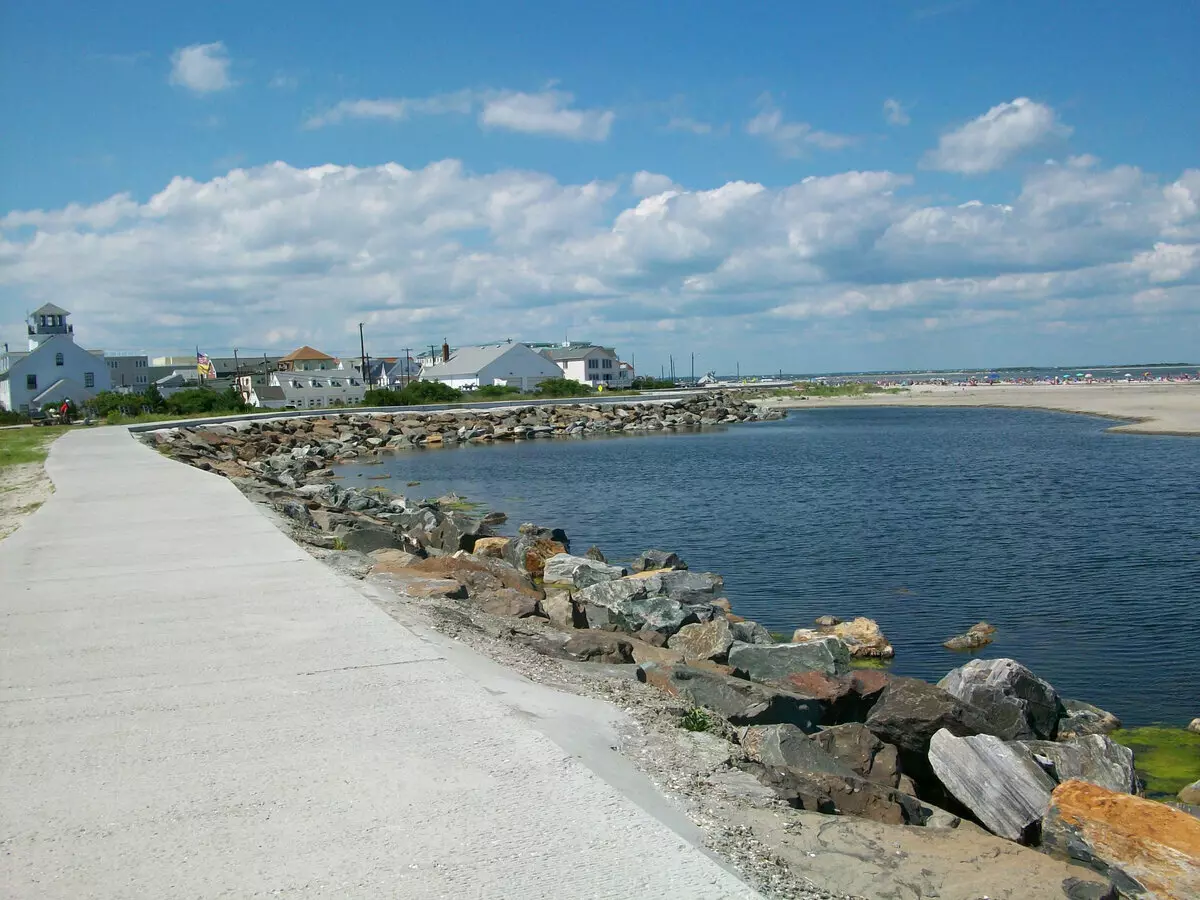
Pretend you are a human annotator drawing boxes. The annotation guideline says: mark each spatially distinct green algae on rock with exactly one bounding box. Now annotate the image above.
[1110,726,1200,797]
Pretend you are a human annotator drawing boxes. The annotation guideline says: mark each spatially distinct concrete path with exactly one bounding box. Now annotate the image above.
[1,428,759,899]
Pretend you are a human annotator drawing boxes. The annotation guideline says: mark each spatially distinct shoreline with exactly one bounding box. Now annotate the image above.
[758,382,1200,436]
[140,395,1166,899]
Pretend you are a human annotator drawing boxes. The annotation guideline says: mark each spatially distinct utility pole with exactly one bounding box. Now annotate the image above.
[403,347,412,387]
[670,355,675,383]
[359,323,370,388]
[691,352,695,385]
[737,361,740,380]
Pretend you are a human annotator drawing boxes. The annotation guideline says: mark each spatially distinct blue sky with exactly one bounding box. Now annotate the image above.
[1,0,1197,374]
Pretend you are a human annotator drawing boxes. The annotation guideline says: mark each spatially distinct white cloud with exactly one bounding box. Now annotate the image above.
[269,73,299,90]
[667,116,715,135]
[923,97,1070,174]
[479,90,614,141]
[169,42,234,94]
[1,159,1196,362]
[883,98,911,126]
[746,98,855,157]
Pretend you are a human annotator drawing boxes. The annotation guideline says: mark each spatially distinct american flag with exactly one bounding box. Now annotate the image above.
[197,351,217,380]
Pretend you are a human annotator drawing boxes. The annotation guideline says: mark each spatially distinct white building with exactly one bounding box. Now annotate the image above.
[0,305,112,413]
[419,342,564,391]
[539,343,629,388]
[105,353,151,392]
[238,369,366,410]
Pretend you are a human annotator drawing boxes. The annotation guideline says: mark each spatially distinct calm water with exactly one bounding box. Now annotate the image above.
[339,408,1200,727]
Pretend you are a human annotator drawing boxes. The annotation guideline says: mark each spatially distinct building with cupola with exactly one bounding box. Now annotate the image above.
[0,305,112,413]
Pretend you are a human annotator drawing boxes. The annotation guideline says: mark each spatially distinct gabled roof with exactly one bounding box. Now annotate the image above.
[279,345,336,362]
[255,385,287,400]
[541,345,616,361]
[421,342,560,379]
[32,303,70,317]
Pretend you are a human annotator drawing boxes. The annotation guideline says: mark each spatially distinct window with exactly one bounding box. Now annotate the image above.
[84,372,95,388]
[26,374,37,390]
[588,358,599,369]
[108,360,117,369]
[330,379,342,387]
[137,375,147,384]
[55,352,64,366]
[604,374,612,381]
[602,358,613,369]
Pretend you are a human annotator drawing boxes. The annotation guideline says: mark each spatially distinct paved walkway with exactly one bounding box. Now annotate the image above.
[1,428,759,899]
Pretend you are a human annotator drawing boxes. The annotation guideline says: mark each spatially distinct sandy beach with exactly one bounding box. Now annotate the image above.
[760,381,1200,436]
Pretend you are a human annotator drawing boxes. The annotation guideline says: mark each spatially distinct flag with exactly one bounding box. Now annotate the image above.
[197,351,217,380]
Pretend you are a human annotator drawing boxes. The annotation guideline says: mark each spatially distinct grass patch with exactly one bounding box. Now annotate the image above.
[1110,726,1200,797]
[680,708,714,733]
[0,426,72,468]
[767,382,908,399]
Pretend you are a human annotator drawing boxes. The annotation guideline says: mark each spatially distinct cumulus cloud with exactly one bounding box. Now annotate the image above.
[883,98,911,126]
[746,98,855,157]
[1,158,1195,361]
[169,42,234,94]
[923,97,1071,174]
[479,90,614,141]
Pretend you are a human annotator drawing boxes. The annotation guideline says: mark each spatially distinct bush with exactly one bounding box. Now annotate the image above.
[473,384,522,399]
[630,377,676,390]
[363,381,463,407]
[534,378,593,398]
[0,409,29,425]
[680,708,714,733]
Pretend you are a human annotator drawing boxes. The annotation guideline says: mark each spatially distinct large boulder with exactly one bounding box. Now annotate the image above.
[794,617,894,659]
[1057,699,1123,739]
[729,620,774,645]
[728,637,851,683]
[812,723,904,789]
[1042,780,1200,899]
[938,657,1064,741]
[1179,779,1200,805]
[757,767,930,826]
[741,724,856,776]
[576,579,690,635]
[637,663,824,732]
[928,729,1056,842]
[335,524,402,554]
[864,676,995,785]
[560,631,636,664]
[542,553,627,589]
[540,587,586,629]
[503,526,568,577]
[364,570,468,601]
[668,618,734,662]
[630,549,687,572]
[629,569,724,605]
[1020,735,1139,794]
[410,554,541,601]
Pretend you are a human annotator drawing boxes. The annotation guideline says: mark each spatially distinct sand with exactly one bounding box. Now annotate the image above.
[761,382,1200,436]
[0,461,53,541]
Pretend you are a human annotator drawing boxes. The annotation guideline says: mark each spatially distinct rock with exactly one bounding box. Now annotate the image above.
[411,554,541,601]
[1020,735,1139,794]
[812,723,904,788]
[509,536,567,578]
[1042,780,1200,899]
[474,588,540,618]
[1188,718,1200,734]
[636,663,825,732]
[630,549,687,572]
[628,641,684,667]
[729,620,774,645]
[472,536,510,558]
[943,622,996,651]
[814,615,841,627]
[679,731,732,774]
[368,549,424,574]
[576,579,690,635]
[541,553,627,589]
[1178,779,1200,805]
[741,724,856,776]
[364,570,468,601]
[727,637,851,683]
[323,550,375,579]
[928,729,1056,842]
[560,631,635,663]
[1060,877,1118,900]
[1058,699,1123,739]
[864,676,995,782]
[335,524,401,554]
[758,767,929,826]
[540,587,585,629]
[938,657,1064,741]
[796,617,894,659]
[583,545,607,562]
[668,618,734,662]
[281,499,315,526]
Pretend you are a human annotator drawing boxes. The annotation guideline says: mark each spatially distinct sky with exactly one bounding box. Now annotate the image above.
[1,1,1197,375]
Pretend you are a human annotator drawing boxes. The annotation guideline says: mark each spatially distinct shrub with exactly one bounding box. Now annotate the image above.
[534,378,593,398]
[630,377,676,390]
[680,708,714,733]
[363,381,463,407]
[473,384,522,399]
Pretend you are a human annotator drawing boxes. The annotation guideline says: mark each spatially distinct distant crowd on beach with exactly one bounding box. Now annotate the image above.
[872,371,1199,388]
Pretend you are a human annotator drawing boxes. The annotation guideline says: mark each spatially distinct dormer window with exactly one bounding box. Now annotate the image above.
[55,352,64,366]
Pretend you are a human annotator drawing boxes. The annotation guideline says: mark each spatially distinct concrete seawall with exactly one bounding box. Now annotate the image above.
[0,427,759,898]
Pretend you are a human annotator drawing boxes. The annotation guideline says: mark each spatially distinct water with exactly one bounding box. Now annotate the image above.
[338,408,1200,727]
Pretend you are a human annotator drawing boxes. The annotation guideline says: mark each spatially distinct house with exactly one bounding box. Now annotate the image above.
[245,384,288,409]
[105,353,152,392]
[0,305,112,413]
[277,346,340,372]
[539,343,627,388]
[418,341,564,391]
[241,369,366,410]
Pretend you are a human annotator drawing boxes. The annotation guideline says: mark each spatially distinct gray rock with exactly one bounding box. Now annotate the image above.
[729,620,774,645]
[1057,699,1122,739]
[322,550,375,579]
[583,545,607,562]
[814,615,841,627]
[667,618,734,661]
[540,587,585,630]
[630,549,688,572]
[741,724,856,776]
[559,631,635,663]
[1179,779,1200,805]
[280,499,314,526]
[758,766,929,826]
[638,663,824,732]
[812,723,903,789]
[938,657,1064,741]
[727,637,851,683]
[1020,735,1139,794]
[541,553,627,589]
[928,729,1056,842]
[1061,877,1118,900]
[334,525,401,554]
[577,579,691,635]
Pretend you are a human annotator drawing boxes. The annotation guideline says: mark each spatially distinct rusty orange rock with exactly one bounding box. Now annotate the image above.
[1042,779,1200,899]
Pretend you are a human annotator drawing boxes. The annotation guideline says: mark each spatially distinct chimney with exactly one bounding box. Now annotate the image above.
[442,340,450,363]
